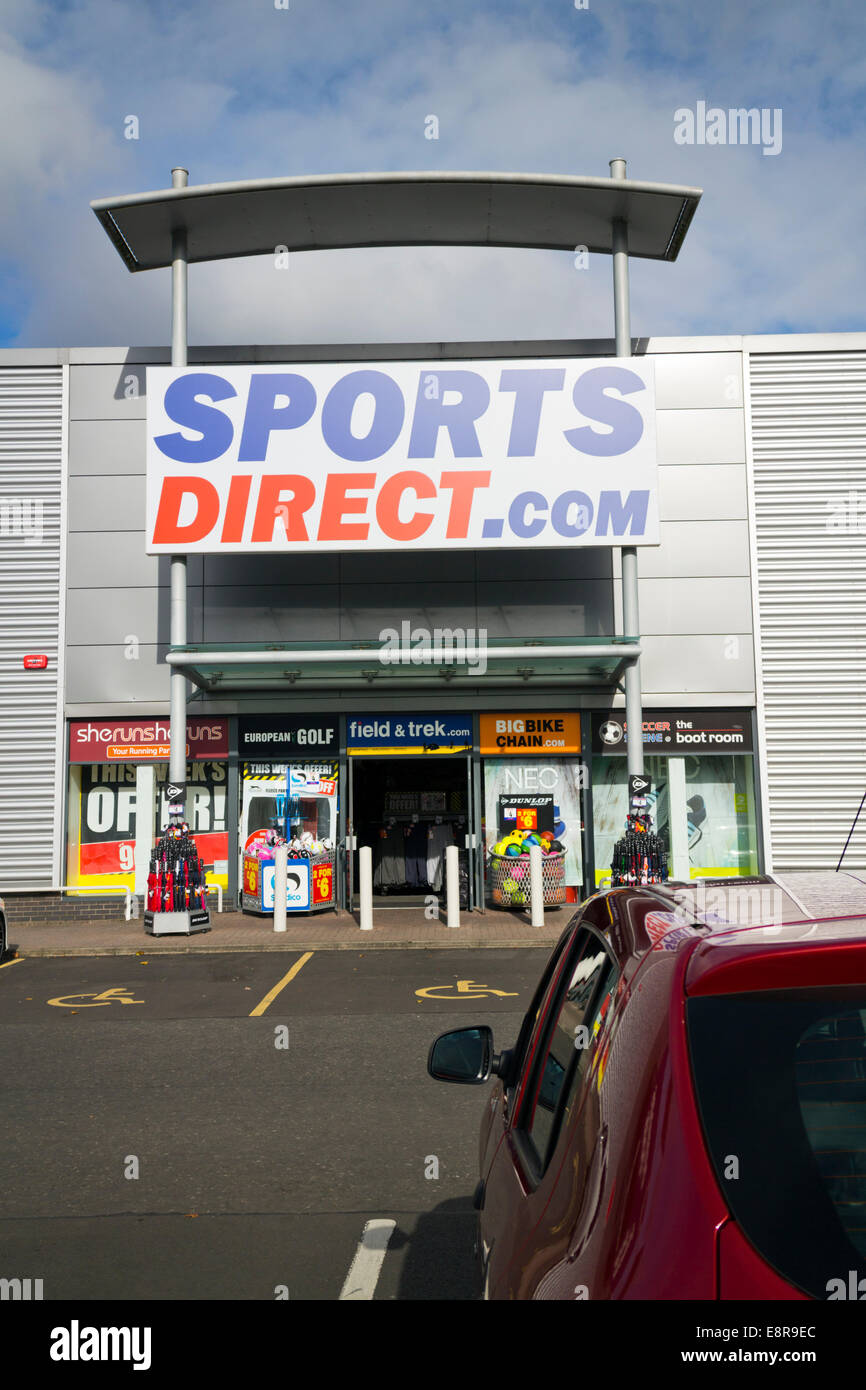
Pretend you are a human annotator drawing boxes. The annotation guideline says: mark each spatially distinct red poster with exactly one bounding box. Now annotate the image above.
[312,862,333,904]
[244,856,260,897]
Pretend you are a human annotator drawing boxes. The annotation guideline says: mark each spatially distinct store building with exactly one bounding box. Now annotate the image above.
[3,330,864,912]
[1,162,864,909]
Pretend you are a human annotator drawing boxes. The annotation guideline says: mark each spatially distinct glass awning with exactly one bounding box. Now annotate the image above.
[169,637,640,693]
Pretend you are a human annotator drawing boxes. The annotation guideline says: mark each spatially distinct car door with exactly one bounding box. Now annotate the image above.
[480,919,619,1299]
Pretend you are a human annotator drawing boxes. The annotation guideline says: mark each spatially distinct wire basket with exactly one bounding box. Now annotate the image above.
[488,850,566,908]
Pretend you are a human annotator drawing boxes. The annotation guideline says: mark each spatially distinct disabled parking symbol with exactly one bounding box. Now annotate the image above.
[47,987,145,1008]
[415,979,519,1000]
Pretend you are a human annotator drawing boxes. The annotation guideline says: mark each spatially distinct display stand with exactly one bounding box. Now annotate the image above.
[145,908,211,936]
[144,823,211,936]
[242,848,336,915]
[610,804,668,886]
[489,849,566,908]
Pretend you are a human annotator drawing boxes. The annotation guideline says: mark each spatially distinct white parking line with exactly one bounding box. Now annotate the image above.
[338,1218,397,1301]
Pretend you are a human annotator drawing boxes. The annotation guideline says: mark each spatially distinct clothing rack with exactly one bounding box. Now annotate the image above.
[371,816,465,892]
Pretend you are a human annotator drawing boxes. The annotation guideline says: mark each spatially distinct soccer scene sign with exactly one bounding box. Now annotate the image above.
[145,359,658,554]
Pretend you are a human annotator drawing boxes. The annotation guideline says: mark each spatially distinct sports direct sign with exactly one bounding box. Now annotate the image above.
[145,359,658,553]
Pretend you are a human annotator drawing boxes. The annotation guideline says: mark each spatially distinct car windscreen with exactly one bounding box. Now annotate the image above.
[687,988,866,1300]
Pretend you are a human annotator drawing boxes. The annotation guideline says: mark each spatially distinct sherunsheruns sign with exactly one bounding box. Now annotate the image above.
[145,359,658,553]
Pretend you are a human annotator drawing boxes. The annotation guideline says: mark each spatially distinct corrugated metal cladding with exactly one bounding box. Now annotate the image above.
[0,368,63,888]
[749,350,866,869]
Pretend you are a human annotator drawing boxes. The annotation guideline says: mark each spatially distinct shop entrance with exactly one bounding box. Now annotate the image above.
[348,754,476,910]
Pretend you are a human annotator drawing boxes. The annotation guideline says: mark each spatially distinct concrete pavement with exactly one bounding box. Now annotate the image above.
[5,871,865,958]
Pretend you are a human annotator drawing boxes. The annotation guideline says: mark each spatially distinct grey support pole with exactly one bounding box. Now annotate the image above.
[169,167,189,814]
[610,157,644,787]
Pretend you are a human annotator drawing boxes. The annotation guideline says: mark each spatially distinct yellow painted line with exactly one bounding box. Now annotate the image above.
[250,952,313,1016]
[0,956,25,970]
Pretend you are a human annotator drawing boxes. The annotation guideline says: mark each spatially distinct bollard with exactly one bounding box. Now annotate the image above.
[359,845,373,931]
[529,844,544,928]
[273,844,288,933]
[445,843,460,928]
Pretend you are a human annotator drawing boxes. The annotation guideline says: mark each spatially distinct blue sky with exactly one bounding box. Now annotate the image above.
[0,0,863,347]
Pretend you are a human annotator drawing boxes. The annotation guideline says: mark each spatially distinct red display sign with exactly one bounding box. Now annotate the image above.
[312,862,333,905]
[243,856,260,898]
[23,654,48,669]
[69,718,229,762]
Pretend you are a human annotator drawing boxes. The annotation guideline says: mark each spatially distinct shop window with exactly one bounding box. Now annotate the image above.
[592,753,759,884]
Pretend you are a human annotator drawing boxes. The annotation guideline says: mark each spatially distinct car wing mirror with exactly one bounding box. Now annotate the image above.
[427,1026,497,1084]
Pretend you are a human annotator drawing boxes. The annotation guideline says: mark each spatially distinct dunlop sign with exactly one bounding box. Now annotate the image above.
[145,359,658,554]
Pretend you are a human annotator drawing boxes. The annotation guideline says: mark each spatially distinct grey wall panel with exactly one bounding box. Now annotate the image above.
[65,588,162,646]
[202,587,341,642]
[68,419,146,475]
[67,531,162,587]
[339,584,478,640]
[626,521,751,579]
[68,476,146,532]
[0,365,64,889]
[478,581,613,638]
[749,348,866,869]
[651,353,742,410]
[69,363,147,419]
[657,464,747,522]
[65,646,170,704]
[615,577,753,635]
[656,408,746,465]
[640,634,755,697]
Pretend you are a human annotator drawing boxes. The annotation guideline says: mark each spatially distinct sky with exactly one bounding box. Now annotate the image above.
[0,0,863,348]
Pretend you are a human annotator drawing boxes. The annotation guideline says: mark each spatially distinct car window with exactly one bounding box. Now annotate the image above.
[688,990,866,1299]
[505,921,578,1106]
[521,928,619,1173]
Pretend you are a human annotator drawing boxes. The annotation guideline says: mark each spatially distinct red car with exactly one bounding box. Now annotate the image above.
[428,885,866,1299]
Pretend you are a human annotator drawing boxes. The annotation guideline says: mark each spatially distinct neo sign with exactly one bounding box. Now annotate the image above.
[146,359,658,554]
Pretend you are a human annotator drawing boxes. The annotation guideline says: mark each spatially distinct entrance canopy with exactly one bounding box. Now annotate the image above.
[91,170,701,271]
[170,637,641,694]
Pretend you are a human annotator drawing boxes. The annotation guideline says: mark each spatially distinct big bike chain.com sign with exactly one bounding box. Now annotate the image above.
[145,359,658,554]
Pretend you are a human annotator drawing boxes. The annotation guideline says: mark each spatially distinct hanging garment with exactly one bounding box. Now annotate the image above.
[373,826,406,889]
[404,821,429,887]
[427,822,456,893]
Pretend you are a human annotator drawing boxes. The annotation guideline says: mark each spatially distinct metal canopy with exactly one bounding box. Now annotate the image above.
[168,637,640,694]
[91,170,701,272]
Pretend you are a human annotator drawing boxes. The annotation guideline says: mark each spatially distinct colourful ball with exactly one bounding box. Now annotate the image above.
[505,844,520,857]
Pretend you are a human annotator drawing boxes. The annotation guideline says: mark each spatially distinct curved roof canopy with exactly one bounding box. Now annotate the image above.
[91,170,701,273]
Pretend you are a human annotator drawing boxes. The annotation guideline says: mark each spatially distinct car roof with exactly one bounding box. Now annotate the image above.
[586,884,866,991]
[685,914,866,995]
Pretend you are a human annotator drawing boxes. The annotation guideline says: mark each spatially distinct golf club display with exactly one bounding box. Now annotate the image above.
[609,774,668,886]
[144,822,211,934]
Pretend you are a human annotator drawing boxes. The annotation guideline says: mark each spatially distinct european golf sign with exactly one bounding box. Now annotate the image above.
[145,359,658,553]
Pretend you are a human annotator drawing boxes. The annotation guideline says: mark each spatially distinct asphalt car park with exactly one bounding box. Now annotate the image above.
[0,947,545,1300]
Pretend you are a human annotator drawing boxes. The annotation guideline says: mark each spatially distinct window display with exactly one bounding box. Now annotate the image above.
[483,758,584,901]
[592,752,759,884]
